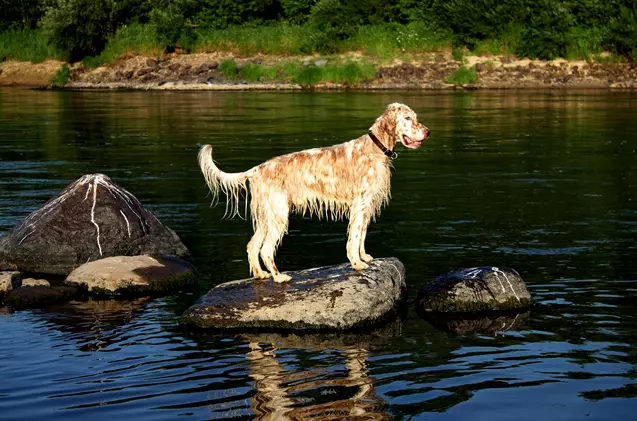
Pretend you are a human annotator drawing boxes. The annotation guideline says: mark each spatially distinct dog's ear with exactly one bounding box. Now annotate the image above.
[376,105,399,142]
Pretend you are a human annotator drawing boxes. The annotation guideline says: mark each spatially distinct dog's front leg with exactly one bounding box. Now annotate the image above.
[359,215,373,263]
[347,205,369,271]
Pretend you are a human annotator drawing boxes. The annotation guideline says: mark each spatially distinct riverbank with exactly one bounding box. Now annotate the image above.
[2,52,636,90]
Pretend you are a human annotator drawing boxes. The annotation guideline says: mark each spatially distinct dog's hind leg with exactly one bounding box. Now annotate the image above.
[347,201,370,271]
[247,224,269,279]
[259,192,292,283]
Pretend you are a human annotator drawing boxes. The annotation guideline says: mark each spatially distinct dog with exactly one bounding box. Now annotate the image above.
[198,103,430,283]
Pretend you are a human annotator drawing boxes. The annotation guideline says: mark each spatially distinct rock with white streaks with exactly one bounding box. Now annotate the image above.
[0,174,189,275]
[417,266,532,313]
[181,257,406,331]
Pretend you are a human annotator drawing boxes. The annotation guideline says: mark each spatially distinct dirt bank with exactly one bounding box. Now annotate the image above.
[2,53,636,90]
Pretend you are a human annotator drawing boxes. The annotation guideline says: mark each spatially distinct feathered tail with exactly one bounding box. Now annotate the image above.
[197,145,250,218]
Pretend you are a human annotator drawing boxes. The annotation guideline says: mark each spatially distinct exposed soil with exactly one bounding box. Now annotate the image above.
[2,52,636,90]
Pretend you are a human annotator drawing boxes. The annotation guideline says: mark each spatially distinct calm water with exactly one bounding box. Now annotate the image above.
[0,88,636,420]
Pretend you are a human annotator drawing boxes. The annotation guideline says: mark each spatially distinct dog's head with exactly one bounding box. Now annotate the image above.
[372,103,430,150]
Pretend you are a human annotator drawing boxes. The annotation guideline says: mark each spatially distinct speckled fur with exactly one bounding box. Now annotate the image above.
[198,103,429,282]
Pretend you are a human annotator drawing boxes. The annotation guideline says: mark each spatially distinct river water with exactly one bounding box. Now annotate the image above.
[0,88,636,420]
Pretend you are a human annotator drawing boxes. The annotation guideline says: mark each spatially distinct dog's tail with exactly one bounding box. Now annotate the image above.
[198,144,251,218]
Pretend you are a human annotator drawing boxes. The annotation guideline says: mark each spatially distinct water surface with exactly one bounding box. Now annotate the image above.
[0,88,636,420]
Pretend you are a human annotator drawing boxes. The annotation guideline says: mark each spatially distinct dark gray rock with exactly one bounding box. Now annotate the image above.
[146,58,158,67]
[65,255,197,295]
[417,266,531,313]
[181,257,406,331]
[3,286,81,309]
[0,173,190,275]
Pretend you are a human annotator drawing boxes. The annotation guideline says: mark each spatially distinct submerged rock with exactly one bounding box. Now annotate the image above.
[0,173,190,275]
[417,266,531,313]
[65,255,197,295]
[181,257,406,331]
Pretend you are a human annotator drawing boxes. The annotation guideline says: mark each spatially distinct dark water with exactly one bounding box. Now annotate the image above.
[0,88,636,420]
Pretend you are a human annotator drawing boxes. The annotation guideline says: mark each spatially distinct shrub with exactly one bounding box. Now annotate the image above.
[219,59,238,78]
[41,0,117,60]
[193,0,281,29]
[281,0,317,24]
[516,0,574,60]
[0,0,43,30]
[50,64,71,86]
[607,5,637,64]
[149,0,197,51]
[446,66,477,84]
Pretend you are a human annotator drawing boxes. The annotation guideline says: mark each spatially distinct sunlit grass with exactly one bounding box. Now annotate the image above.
[82,23,161,68]
[0,29,65,63]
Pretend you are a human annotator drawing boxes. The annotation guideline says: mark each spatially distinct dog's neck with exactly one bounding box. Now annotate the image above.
[368,124,397,157]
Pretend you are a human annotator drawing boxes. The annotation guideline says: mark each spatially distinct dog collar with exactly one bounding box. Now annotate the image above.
[368,130,398,159]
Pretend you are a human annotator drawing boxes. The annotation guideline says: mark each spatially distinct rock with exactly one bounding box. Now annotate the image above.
[417,266,531,313]
[181,257,406,331]
[315,59,328,67]
[0,271,22,295]
[206,61,218,70]
[0,173,189,275]
[65,255,197,295]
[4,286,82,309]
[146,58,158,67]
[21,278,50,287]
[140,73,156,82]
[169,63,181,72]
[423,310,530,334]
[3,286,81,309]
[136,68,153,77]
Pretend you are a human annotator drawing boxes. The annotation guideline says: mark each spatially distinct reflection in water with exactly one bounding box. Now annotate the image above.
[423,310,530,335]
[245,338,387,421]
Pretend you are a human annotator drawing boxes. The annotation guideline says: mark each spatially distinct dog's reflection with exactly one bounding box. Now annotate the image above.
[245,337,388,420]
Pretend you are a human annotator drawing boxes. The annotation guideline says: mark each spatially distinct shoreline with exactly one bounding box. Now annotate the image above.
[2,53,636,90]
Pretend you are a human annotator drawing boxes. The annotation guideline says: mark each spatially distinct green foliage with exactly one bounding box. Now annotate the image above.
[193,24,312,55]
[219,59,238,78]
[50,64,71,86]
[451,46,464,62]
[516,0,574,60]
[192,0,280,29]
[82,23,159,68]
[446,66,477,84]
[0,29,64,62]
[0,0,43,30]
[281,0,316,24]
[149,0,197,51]
[293,66,323,85]
[41,0,117,60]
[607,5,637,64]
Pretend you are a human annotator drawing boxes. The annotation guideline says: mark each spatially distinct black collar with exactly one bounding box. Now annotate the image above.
[368,130,397,159]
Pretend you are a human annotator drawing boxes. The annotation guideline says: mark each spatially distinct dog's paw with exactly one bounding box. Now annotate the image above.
[361,253,374,263]
[351,261,369,271]
[273,273,292,283]
[253,271,271,280]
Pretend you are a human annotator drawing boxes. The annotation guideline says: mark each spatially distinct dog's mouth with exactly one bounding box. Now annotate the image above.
[402,134,424,149]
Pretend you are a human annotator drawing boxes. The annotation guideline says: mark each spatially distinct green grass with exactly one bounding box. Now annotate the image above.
[194,24,313,55]
[446,66,478,84]
[291,60,376,86]
[219,59,239,78]
[50,64,71,86]
[0,29,65,63]
[82,23,160,68]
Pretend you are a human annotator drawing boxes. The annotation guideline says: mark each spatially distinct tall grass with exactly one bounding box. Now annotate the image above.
[193,24,313,56]
[446,66,477,84]
[82,23,161,68]
[0,29,64,63]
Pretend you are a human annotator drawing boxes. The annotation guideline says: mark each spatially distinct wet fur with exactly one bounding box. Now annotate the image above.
[198,103,429,282]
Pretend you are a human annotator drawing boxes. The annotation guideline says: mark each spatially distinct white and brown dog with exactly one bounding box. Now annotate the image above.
[198,103,430,282]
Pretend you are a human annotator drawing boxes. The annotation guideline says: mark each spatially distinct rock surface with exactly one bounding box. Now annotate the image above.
[417,266,532,313]
[65,255,197,295]
[3,286,81,309]
[181,257,406,331]
[0,173,189,275]
[21,278,51,288]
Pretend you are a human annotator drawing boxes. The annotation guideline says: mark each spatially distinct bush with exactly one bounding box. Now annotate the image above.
[446,66,477,84]
[607,5,637,64]
[516,0,574,60]
[281,0,316,24]
[150,0,197,51]
[50,64,71,86]
[193,0,281,29]
[219,59,238,78]
[0,0,43,30]
[41,0,117,60]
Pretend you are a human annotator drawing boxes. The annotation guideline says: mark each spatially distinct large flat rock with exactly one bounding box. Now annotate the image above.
[181,257,406,331]
[0,173,189,275]
[65,255,197,295]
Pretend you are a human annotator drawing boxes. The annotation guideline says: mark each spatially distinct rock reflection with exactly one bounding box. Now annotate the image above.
[424,310,530,335]
[41,297,150,351]
[240,322,401,420]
